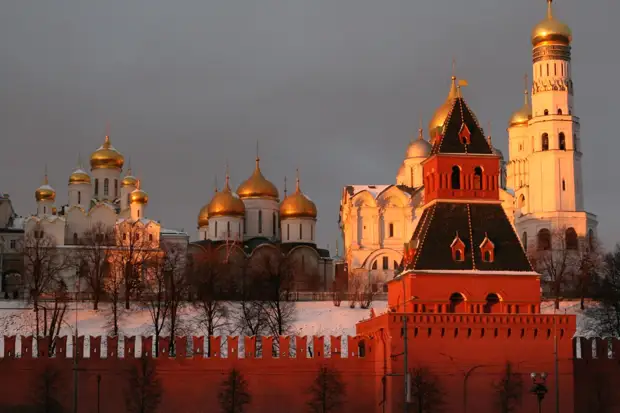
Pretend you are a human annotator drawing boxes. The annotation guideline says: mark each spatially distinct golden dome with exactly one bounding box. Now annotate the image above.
[35,174,56,202]
[237,158,279,200]
[90,135,125,170]
[130,181,149,205]
[280,174,317,219]
[531,1,571,46]
[207,176,245,218]
[69,168,91,185]
[508,89,532,128]
[428,76,458,139]
[122,168,138,188]
[197,204,209,227]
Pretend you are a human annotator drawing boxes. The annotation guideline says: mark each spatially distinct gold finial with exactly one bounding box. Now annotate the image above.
[418,117,424,140]
[77,153,82,169]
[523,73,530,105]
[43,164,49,185]
[284,176,288,197]
[214,175,219,193]
[295,168,301,192]
[136,179,141,190]
[547,0,553,19]
[452,58,456,78]
[224,162,231,191]
[255,140,260,168]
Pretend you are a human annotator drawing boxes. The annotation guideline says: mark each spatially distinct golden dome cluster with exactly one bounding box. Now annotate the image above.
[531,0,571,46]
[35,175,56,202]
[428,76,458,139]
[207,177,246,218]
[68,168,91,185]
[237,158,279,200]
[90,136,125,170]
[280,175,317,219]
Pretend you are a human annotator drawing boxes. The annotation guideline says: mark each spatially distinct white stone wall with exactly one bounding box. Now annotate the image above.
[281,218,316,244]
[68,182,92,209]
[37,200,54,217]
[396,157,425,188]
[120,183,136,211]
[208,216,243,242]
[91,168,121,202]
[241,198,279,240]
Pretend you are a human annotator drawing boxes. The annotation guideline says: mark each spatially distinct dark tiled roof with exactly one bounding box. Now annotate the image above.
[409,202,533,272]
[431,97,494,156]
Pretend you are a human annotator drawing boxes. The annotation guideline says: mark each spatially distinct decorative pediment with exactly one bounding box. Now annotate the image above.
[459,123,471,145]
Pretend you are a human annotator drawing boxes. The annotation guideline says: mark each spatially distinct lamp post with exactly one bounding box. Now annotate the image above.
[530,372,548,413]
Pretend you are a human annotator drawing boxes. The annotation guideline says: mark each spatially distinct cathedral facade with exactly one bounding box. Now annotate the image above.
[339,0,597,289]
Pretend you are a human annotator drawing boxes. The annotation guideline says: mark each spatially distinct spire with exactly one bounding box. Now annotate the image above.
[547,0,553,19]
[43,164,49,185]
[523,73,530,105]
[136,179,141,190]
[418,117,424,140]
[126,157,133,176]
[255,140,260,169]
[487,121,493,146]
[295,168,301,192]
[76,153,83,169]
[284,176,288,197]
[224,162,231,191]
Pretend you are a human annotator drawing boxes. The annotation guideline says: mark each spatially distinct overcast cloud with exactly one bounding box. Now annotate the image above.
[1,0,618,250]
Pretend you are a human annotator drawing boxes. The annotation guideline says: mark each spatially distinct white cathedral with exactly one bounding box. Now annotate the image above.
[339,0,598,289]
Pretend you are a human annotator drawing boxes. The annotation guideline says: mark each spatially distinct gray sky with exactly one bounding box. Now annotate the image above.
[1,0,618,251]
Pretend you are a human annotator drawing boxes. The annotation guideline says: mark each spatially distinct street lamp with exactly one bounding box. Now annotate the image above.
[530,372,548,413]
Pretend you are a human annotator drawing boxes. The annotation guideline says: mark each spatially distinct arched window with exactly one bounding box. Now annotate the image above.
[455,250,462,261]
[451,166,461,190]
[544,109,549,116]
[127,194,131,206]
[588,229,595,251]
[484,293,500,314]
[94,179,99,196]
[449,293,465,313]
[382,256,389,270]
[310,224,314,241]
[149,234,153,242]
[372,261,377,270]
[227,221,231,238]
[565,227,578,250]
[243,215,247,234]
[557,108,563,115]
[559,132,566,150]
[484,250,492,262]
[114,179,118,197]
[258,210,263,234]
[473,167,483,190]
[299,223,303,239]
[272,212,277,236]
[522,231,528,251]
[562,179,566,191]
[215,221,218,238]
[73,233,78,245]
[137,210,140,218]
[389,223,394,238]
[542,133,549,151]
[104,178,109,196]
[287,224,290,241]
[518,194,526,209]
[78,191,81,204]
[537,228,551,251]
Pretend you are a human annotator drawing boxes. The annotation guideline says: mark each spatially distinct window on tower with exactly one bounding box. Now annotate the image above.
[299,223,303,239]
[559,133,566,150]
[542,133,549,151]
[389,223,394,238]
[522,231,528,251]
[557,108,563,115]
[272,212,276,236]
[451,166,461,190]
[78,191,81,204]
[382,256,389,270]
[227,221,231,238]
[451,233,465,262]
[114,179,118,197]
[565,228,578,250]
[562,179,566,191]
[372,261,377,270]
[473,167,483,190]
[537,228,551,251]
[544,109,549,116]
[127,194,130,207]
[104,178,109,196]
[94,179,99,196]
[243,215,247,234]
[258,210,263,234]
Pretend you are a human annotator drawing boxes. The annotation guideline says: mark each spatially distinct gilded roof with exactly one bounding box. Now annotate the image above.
[237,158,279,200]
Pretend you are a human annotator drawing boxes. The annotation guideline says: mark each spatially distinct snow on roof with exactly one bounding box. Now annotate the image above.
[349,185,392,198]
[161,228,188,236]
[10,217,25,229]
[397,269,539,277]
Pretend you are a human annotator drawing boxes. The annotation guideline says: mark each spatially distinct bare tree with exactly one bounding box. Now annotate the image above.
[163,245,187,356]
[493,362,523,413]
[141,255,169,356]
[124,356,162,413]
[104,261,124,336]
[572,237,603,310]
[75,222,114,310]
[408,366,444,413]
[41,287,69,356]
[218,368,251,413]
[191,249,230,357]
[21,228,70,338]
[307,365,346,413]
[586,245,620,337]
[528,227,580,309]
[114,220,159,310]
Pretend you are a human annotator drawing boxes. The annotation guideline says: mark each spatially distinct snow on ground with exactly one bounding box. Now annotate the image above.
[0,299,598,356]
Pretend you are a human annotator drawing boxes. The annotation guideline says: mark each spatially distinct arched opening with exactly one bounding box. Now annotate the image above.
[104,178,109,196]
[522,231,528,251]
[484,293,500,314]
[518,194,526,209]
[95,179,99,196]
[388,223,394,238]
[258,210,263,234]
[544,109,549,116]
[473,167,483,190]
[372,261,377,270]
[559,132,566,150]
[73,233,78,245]
[557,108,563,115]
[272,212,277,236]
[565,227,578,250]
[449,292,465,313]
[454,249,463,262]
[542,133,549,151]
[451,166,461,190]
[588,229,595,251]
[537,228,551,251]
[483,250,492,262]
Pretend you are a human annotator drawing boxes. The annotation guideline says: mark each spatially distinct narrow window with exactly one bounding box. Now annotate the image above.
[10,239,16,249]
[382,256,389,270]
[554,63,557,76]
[310,225,314,241]
[258,210,262,234]
[455,250,462,261]
[215,221,218,237]
[238,222,241,234]
[522,232,528,251]
[104,178,109,196]
[544,109,549,116]
[561,64,564,76]
[287,224,290,241]
[372,261,377,270]
[559,132,566,150]
[272,212,276,236]
[95,179,99,195]
[78,191,81,204]
[562,179,566,191]
[123,233,127,241]
[542,133,549,151]
[557,108,563,115]
[546,64,549,76]
[451,166,461,189]
[483,250,492,262]
[389,223,394,238]
[539,65,542,77]
[137,210,140,218]
[299,223,303,240]
[149,234,153,242]
[473,167,483,190]
[127,194,130,206]
[43,206,46,214]
[227,221,231,238]
[114,179,118,197]
[243,215,247,234]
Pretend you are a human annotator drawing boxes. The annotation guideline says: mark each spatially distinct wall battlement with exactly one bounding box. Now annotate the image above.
[1,335,374,360]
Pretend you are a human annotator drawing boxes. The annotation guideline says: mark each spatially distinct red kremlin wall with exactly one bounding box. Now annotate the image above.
[0,332,618,412]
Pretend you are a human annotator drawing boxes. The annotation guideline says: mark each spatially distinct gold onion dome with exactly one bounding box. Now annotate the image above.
[531,0,571,46]
[280,173,317,219]
[35,174,56,202]
[130,181,149,205]
[197,204,209,227]
[509,89,532,128]
[90,135,125,170]
[207,176,245,218]
[237,158,279,200]
[428,76,458,139]
[406,127,432,158]
[69,168,91,185]
[122,168,138,188]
